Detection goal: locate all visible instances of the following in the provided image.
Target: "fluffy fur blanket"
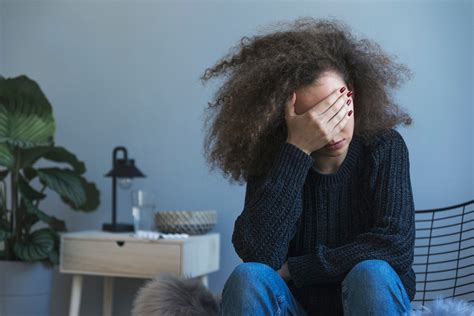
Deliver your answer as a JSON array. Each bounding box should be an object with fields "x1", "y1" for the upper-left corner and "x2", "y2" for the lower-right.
[
  {"x1": 132, "y1": 273, "x2": 221, "y2": 316},
  {"x1": 132, "y1": 273, "x2": 474, "y2": 316},
  {"x1": 410, "y1": 298, "x2": 474, "y2": 316}
]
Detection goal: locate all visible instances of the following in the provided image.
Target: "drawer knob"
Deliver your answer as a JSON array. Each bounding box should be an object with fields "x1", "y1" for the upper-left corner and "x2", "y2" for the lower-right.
[{"x1": 116, "y1": 241, "x2": 125, "y2": 247}]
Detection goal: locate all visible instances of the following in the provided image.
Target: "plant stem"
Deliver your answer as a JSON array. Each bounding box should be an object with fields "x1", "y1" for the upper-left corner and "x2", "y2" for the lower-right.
[
  {"x1": 34, "y1": 184, "x2": 47, "y2": 208},
  {"x1": 9, "y1": 147, "x2": 22, "y2": 260}
]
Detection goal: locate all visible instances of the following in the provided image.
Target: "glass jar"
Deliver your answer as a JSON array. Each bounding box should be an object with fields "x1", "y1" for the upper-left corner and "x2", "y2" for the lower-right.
[{"x1": 131, "y1": 190, "x2": 157, "y2": 233}]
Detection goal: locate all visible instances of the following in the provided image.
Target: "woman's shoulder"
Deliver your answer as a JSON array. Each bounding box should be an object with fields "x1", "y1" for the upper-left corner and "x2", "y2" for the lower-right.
[
  {"x1": 369, "y1": 128, "x2": 407, "y2": 149},
  {"x1": 366, "y1": 128, "x2": 409, "y2": 160},
  {"x1": 370, "y1": 128, "x2": 405, "y2": 144}
]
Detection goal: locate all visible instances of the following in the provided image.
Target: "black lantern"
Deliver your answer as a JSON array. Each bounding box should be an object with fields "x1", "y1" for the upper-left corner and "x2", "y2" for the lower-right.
[{"x1": 103, "y1": 146, "x2": 146, "y2": 232}]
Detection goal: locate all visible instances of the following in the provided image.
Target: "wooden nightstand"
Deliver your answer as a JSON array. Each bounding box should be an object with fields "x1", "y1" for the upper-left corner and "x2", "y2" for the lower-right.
[{"x1": 59, "y1": 230, "x2": 220, "y2": 316}]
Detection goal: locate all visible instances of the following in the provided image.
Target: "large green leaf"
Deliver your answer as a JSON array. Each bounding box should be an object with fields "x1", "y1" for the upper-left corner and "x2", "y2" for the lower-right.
[
  {"x1": 0, "y1": 143, "x2": 14, "y2": 169},
  {"x1": 33, "y1": 167, "x2": 99, "y2": 212},
  {"x1": 18, "y1": 173, "x2": 46, "y2": 201},
  {"x1": 17, "y1": 145, "x2": 54, "y2": 170},
  {"x1": 73, "y1": 176, "x2": 100, "y2": 212},
  {"x1": 0, "y1": 75, "x2": 55, "y2": 149},
  {"x1": 36, "y1": 145, "x2": 86, "y2": 174},
  {"x1": 16, "y1": 144, "x2": 86, "y2": 175},
  {"x1": 22, "y1": 197, "x2": 66, "y2": 231},
  {"x1": 37, "y1": 167, "x2": 100, "y2": 212},
  {"x1": 36, "y1": 167, "x2": 86, "y2": 209},
  {"x1": 13, "y1": 228, "x2": 55, "y2": 261}
]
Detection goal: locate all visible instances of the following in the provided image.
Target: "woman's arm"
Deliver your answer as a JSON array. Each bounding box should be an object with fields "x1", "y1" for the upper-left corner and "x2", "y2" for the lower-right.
[
  {"x1": 287, "y1": 130, "x2": 416, "y2": 288},
  {"x1": 231, "y1": 141, "x2": 314, "y2": 271}
]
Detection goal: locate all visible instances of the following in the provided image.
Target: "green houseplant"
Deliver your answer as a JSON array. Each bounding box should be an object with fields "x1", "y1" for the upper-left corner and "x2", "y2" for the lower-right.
[{"x1": 0, "y1": 75, "x2": 100, "y2": 314}]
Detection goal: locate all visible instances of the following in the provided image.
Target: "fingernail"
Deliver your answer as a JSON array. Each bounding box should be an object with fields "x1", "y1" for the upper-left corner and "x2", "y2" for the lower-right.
[
  {"x1": 340, "y1": 87, "x2": 346, "y2": 93},
  {"x1": 346, "y1": 99, "x2": 351, "y2": 105},
  {"x1": 347, "y1": 91, "x2": 353, "y2": 97},
  {"x1": 348, "y1": 110, "x2": 353, "y2": 116}
]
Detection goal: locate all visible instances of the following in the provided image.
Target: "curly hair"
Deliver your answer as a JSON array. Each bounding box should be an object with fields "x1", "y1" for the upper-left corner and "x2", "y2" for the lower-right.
[{"x1": 200, "y1": 17, "x2": 414, "y2": 184}]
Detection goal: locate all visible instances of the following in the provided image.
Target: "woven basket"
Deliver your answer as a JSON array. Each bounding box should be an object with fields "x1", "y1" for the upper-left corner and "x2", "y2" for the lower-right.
[{"x1": 155, "y1": 210, "x2": 217, "y2": 235}]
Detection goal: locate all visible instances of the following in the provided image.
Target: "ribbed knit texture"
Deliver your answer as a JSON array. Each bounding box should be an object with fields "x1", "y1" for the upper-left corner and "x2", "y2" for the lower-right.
[{"x1": 231, "y1": 129, "x2": 416, "y2": 315}]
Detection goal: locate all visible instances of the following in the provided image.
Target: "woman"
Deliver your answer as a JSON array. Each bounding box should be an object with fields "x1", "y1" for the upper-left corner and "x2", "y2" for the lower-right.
[{"x1": 200, "y1": 17, "x2": 416, "y2": 315}]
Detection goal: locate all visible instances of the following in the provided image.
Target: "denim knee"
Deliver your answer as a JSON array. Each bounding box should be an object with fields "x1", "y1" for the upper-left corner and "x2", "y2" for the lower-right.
[
  {"x1": 221, "y1": 262, "x2": 288, "y2": 315},
  {"x1": 223, "y1": 262, "x2": 276, "y2": 294},
  {"x1": 342, "y1": 259, "x2": 398, "y2": 290},
  {"x1": 341, "y1": 260, "x2": 412, "y2": 315}
]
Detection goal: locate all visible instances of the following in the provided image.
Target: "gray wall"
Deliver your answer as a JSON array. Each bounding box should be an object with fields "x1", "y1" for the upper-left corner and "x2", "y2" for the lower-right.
[{"x1": 0, "y1": 0, "x2": 472, "y2": 314}]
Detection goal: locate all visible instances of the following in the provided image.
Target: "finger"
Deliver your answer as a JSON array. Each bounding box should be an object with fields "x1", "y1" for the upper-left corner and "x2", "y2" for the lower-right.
[
  {"x1": 327, "y1": 105, "x2": 347, "y2": 135},
  {"x1": 309, "y1": 86, "x2": 348, "y2": 116},
  {"x1": 332, "y1": 105, "x2": 353, "y2": 134},
  {"x1": 284, "y1": 92, "x2": 297, "y2": 118},
  {"x1": 324, "y1": 92, "x2": 351, "y2": 124}
]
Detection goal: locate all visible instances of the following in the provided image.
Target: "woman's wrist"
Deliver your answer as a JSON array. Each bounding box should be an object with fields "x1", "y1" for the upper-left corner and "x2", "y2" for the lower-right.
[
  {"x1": 277, "y1": 260, "x2": 292, "y2": 281},
  {"x1": 286, "y1": 139, "x2": 311, "y2": 156}
]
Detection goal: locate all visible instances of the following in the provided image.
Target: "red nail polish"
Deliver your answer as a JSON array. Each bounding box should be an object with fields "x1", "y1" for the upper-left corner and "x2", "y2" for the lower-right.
[
  {"x1": 340, "y1": 87, "x2": 346, "y2": 93},
  {"x1": 346, "y1": 99, "x2": 351, "y2": 105},
  {"x1": 347, "y1": 91, "x2": 353, "y2": 97},
  {"x1": 348, "y1": 110, "x2": 353, "y2": 116}
]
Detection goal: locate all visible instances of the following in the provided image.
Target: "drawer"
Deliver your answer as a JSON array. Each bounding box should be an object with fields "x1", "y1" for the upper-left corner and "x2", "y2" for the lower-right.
[{"x1": 60, "y1": 238, "x2": 181, "y2": 278}]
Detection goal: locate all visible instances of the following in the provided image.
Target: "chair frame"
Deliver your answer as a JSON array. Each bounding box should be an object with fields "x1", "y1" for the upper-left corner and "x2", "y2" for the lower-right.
[{"x1": 413, "y1": 199, "x2": 474, "y2": 305}]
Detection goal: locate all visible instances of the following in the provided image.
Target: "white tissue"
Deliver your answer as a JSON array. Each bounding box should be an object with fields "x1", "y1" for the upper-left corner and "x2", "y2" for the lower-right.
[{"x1": 134, "y1": 230, "x2": 189, "y2": 239}]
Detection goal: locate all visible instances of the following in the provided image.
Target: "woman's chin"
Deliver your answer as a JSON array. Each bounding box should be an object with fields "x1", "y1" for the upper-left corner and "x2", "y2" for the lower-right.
[
  {"x1": 323, "y1": 140, "x2": 351, "y2": 157},
  {"x1": 324, "y1": 138, "x2": 347, "y2": 151}
]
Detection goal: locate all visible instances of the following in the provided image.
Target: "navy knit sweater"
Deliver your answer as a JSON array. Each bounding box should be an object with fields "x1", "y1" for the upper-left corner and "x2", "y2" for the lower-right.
[{"x1": 231, "y1": 128, "x2": 416, "y2": 315}]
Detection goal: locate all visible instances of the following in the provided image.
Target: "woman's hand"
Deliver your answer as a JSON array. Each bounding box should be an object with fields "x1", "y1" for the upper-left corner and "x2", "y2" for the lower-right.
[
  {"x1": 277, "y1": 260, "x2": 291, "y2": 282},
  {"x1": 285, "y1": 86, "x2": 353, "y2": 154}
]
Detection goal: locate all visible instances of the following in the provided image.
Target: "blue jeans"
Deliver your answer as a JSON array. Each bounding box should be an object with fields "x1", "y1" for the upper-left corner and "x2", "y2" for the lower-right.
[{"x1": 220, "y1": 259, "x2": 412, "y2": 315}]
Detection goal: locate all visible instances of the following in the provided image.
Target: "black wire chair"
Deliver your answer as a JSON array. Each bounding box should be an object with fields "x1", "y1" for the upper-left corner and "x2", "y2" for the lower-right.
[{"x1": 411, "y1": 199, "x2": 474, "y2": 308}]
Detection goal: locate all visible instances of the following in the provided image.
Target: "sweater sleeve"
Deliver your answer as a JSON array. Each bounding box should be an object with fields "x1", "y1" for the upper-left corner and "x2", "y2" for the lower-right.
[
  {"x1": 287, "y1": 130, "x2": 416, "y2": 288},
  {"x1": 231, "y1": 141, "x2": 315, "y2": 271}
]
